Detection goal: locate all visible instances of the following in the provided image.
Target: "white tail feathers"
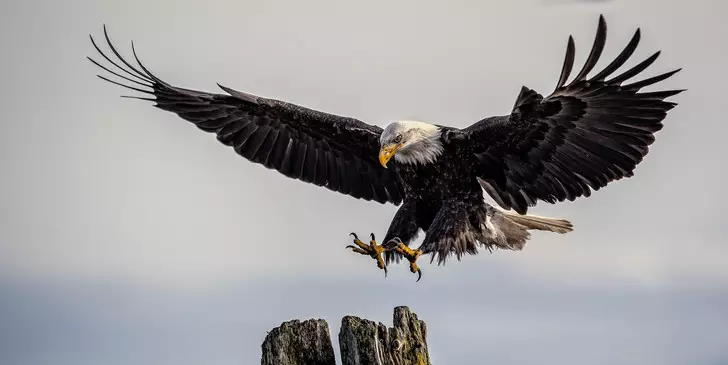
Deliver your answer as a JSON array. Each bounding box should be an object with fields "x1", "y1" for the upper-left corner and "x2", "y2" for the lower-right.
[{"x1": 500, "y1": 210, "x2": 574, "y2": 234}]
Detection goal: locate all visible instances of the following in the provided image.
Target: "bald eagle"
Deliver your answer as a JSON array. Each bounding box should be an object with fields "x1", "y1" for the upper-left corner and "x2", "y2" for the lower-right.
[{"x1": 88, "y1": 15, "x2": 682, "y2": 281}]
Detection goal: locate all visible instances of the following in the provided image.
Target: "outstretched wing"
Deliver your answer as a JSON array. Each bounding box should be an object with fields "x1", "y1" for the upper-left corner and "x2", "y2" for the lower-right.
[
  {"x1": 88, "y1": 26, "x2": 403, "y2": 205},
  {"x1": 460, "y1": 15, "x2": 683, "y2": 214}
]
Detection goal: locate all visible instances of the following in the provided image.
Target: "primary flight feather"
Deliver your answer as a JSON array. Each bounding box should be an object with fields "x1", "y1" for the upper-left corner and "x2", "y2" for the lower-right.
[{"x1": 88, "y1": 15, "x2": 683, "y2": 281}]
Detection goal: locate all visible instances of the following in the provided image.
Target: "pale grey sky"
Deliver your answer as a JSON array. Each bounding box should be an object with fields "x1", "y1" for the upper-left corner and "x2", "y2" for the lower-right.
[{"x1": 1, "y1": 0, "x2": 726, "y2": 364}]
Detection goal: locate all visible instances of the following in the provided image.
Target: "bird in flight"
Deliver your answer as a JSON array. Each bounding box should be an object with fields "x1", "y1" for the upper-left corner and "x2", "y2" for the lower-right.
[{"x1": 88, "y1": 15, "x2": 683, "y2": 281}]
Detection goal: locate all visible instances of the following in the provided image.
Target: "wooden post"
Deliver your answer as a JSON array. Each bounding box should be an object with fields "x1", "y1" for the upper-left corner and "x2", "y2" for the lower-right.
[
  {"x1": 261, "y1": 306, "x2": 432, "y2": 365},
  {"x1": 339, "y1": 306, "x2": 431, "y2": 365},
  {"x1": 261, "y1": 318, "x2": 336, "y2": 365}
]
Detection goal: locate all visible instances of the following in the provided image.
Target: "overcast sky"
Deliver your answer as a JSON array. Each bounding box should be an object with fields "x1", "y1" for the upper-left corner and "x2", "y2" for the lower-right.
[{"x1": 1, "y1": 0, "x2": 726, "y2": 364}]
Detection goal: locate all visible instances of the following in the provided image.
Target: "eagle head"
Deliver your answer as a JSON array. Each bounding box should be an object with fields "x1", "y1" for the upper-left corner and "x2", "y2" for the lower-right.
[{"x1": 379, "y1": 121, "x2": 443, "y2": 168}]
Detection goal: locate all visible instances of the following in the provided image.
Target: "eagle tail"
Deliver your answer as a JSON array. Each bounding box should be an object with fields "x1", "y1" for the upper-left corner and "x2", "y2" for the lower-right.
[{"x1": 500, "y1": 210, "x2": 574, "y2": 234}]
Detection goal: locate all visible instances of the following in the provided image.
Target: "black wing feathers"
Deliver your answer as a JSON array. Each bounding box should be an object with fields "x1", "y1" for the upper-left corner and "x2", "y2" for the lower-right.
[
  {"x1": 88, "y1": 26, "x2": 403, "y2": 205},
  {"x1": 568, "y1": 15, "x2": 607, "y2": 86},
  {"x1": 554, "y1": 36, "x2": 576, "y2": 90},
  {"x1": 464, "y1": 15, "x2": 683, "y2": 214}
]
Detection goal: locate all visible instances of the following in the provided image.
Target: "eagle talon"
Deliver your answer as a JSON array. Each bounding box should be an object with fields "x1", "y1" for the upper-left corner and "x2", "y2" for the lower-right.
[
  {"x1": 347, "y1": 232, "x2": 387, "y2": 276},
  {"x1": 394, "y1": 242, "x2": 423, "y2": 282}
]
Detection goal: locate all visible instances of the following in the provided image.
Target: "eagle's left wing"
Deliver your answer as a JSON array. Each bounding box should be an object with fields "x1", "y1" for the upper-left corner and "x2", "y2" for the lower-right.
[
  {"x1": 87, "y1": 27, "x2": 404, "y2": 205},
  {"x1": 458, "y1": 15, "x2": 683, "y2": 214}
]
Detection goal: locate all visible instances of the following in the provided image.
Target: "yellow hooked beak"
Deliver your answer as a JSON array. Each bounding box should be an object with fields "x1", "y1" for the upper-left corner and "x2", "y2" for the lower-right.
[{"x1": 379, "y1": 143, "x2": 402, "y2": 168}]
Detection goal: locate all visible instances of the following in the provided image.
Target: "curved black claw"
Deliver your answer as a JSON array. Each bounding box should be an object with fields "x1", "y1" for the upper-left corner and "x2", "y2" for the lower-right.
[
  {"x1": 383, "y1": 237, "x2": 402, "y2": 250},
  {"x1": 391, "y1": 243, "x2": 423, "y2": 282},
  {"x1": 347, "y1": 232, "x2": 387, "y2": 276}
]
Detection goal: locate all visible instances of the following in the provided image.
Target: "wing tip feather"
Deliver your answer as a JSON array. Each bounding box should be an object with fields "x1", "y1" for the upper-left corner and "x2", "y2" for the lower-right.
[
  {"x1": 568, "y1": 13, "x2": 608, "y2": 86},
  {"x1": 555, "y1": 35, "x2": 576, "y2": 90},
  {"x1": 591, "y1": 27, "x2": 642, "y2": 82},
  {"x1": 217, "y1": 83, "x2": 260, "y2": 104},
  {"x1": 623, "y1": 68, "x2": 682, "y2": 91}
]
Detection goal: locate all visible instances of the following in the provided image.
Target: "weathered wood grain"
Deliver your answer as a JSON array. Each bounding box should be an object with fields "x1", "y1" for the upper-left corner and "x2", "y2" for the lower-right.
[
  {"x1": 261, "y1": 307, "x2": 431, "y2": 365},
  {"x1": 261, "y1": 318, "x2": 336, "y2": 365},
  {"x1": 338, "y1": 306, "x2": 431, "y2": 365}
]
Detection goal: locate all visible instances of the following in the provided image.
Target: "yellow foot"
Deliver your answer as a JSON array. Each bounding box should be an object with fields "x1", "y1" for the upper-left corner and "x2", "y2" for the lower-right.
[
  {"x1": 346, "y1": 233, "x2": 387, "y2": 276},
  {"x1": 392, "y1": 240, "x2": 423, "y2": 282}
]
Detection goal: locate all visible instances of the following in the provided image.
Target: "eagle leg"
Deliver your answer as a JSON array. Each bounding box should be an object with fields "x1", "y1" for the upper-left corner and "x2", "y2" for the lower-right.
[
  {"x1": 346, "y1": 233, "x2": 388, "y2": 277},
  {"x1": 393, "y1": 242, "x2": 423, "y2": 282}
]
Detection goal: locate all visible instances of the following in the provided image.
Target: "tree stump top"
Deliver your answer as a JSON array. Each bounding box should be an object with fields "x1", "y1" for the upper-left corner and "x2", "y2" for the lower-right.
[
  {"x1": 261, "y1": 306, "x2": 431, "y2": 365},
  {"x1": 261, "y1": 318, "x2": 336, "y2": 365},
  {"x1": 339, "y1": 306, "x2": 430, "y2": 365}
]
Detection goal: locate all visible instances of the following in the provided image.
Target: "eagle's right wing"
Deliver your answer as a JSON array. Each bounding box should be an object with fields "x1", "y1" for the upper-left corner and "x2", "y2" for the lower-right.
[
  {"x1": 88, "y1": 27, "x2": 404, "y2": 205},
  {"x1": 458, "y1": 15, "x2": 683, "y2": 214}
]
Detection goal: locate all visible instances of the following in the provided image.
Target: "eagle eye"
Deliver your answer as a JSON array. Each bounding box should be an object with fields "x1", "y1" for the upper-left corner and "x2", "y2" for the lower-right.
[{"x1": 393, "y1": 135, "x2": 402, "y2": 143}]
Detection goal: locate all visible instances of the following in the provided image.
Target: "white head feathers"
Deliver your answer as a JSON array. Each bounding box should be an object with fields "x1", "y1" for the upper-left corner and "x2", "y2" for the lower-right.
[{"x1": 380, "y1": 120, "x2": 444, "y2": 166}]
